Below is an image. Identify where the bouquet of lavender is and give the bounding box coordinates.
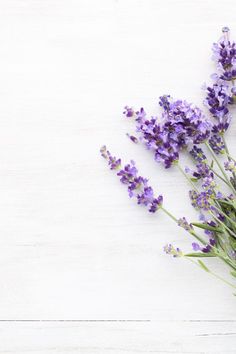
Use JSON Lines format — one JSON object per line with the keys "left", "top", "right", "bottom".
{"left": 101, "top": 27, "right": 236, "bottom": 292}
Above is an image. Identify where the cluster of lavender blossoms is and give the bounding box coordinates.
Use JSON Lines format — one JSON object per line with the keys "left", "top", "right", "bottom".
{"left": 101, "top": 28, "right": 236, "bottom": 291}
{"left": 100, "top": 146, "right": 163, "bottom": 213}
{"left": 124, "top": 96, "right": 211, "bottom": 168}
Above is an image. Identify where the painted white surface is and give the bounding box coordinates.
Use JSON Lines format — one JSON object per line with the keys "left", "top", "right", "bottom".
{"left": 0, "top": 0, "right": 236, "bottom": 352}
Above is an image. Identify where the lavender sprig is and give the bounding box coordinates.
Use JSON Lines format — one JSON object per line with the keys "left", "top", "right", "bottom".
{"left": 100, "top": 146, "right": 163, "bottom": 213}
{"left": 101, "top": 27, "right": 236, "bottom": 291}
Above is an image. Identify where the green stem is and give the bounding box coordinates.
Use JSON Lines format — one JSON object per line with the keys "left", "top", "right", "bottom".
{"left": 177, "top": 163, "right": 198, "bottom": 192}
{"left": 176, "top": 161, "right": 236, "bottom": 237}
{"left": 160, "top": 206, "right": 178, "bottom": 223}
{"left": 161, "top": 205, "right": 236, "bottom": 274}
{"left": 205, "top": 141, "right": 236, "bottom": 195}
{"left": 209, "top": 211, "right": 236, "bottom": 238}
{"left": 160, "top": 206, "right": 206, "bottom": 245}
{"left": 210, "top": 166, "right": 232, "bottom": 188}
{"left": 217, "top": 199, "right": 235, "bottom": 207}
{"left": 176, "top": 159, "right": 236, "bottom": 240}
{"left": 186, "top": 257, "right": 236, "bottom": 290}
{"left": 219, "top": 254, "right": 236, "bottom": 271}
{"left": 222, "top": 135, "right": 236, "bottom": 183}
{"left": 225, "top": 152, "right": 236, "bottom": 163}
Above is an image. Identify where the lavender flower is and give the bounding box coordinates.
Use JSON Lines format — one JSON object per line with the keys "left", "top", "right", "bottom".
{"left": 209, "top": 134, "right": 225, "bottom": 154}
{"left": 130, "top": 107, "right": 180, "bottom": 168}
{"left": 202, "top": 174, "right": 216, "bottom": 192}
{"left": 189, "top": 190, "right": 211, "bottom": 211}
{"left": 159, "top": 96, "right": 211, "bottom": 145}
{"left": 189, "top": 146, "right": 207, "bottom": 163}
{"left": 101, "top": 146, "right": 163, "bottom": 213}
{"left": 199, "top": 215, "right": 218, "bottom": 235}
{"left": 123, "top": 106, "right": 135, "bottom": 118}
{"left": 192, "top": 242, "right": 201, "bottom": 251}
{"left": 196, "top": 192, "right": 212, "bottom": 210}
{"left": 193, "top": 163, "right": 212, "bottom": 180}
{"left": 203, "top": 78, "right": 232, "bottom": 133}
{"left": 204, "top": 79, "right": 232, "bottom": 118}
{"left": 189, "top": 190, "right": 198, "bottom": 209}
{"left": 100, "top": 146, "right": 121, "bottom": 170}
{"left": 225, "top": 160, "right": 236, "bottom": 173}
{"left": 178, "top": 217, "right": 193, "bottom": 232}
{"left": 202, "top": 241, "right": 215, "bottom": 253}
{"left": 203, "top": 27, "right": 236, "bottom": 135}
{"left": 124, "top": 96, "right": 211, "bottom": 168}
{"left": 164, "top": 244, "right": 182, "bottom": 257}
{"left": 192, "top": 239, "right": 215, "bottom": 253}
{"left": 159, "top": 95, "right": 171, "bottom": 111}
{"left": 126, "top": 133, "right": 138, "bottom": 144}
{"left": 212, "top": 27, "right": 236, "bottom": 81}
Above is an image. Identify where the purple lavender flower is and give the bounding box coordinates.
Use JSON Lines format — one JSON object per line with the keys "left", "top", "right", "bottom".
{"left": 209, "top": 134, "right": 225, "bottom": 154}
{"left": 188, "top": 163, "right": 217, "bottom": 209}
{"left": 224, "top": 160, "right": 236, "bottom": 173}
{"left": 194, "top": 163, "right": 211, "bottom": 180}
{"left": 212, "top": 27, "right": 236, "bottom": 81}
{"left": 189, "top": 190, "right": 198, "bottom": 209}
{"left": 149, "top": 195, "right": 164, "bottom": 213}
{"left": 135, "top": 107, "right": 147, "bottom": 122}
{"left": 203, "top": 28, "right": 236, "bottom": 136}
{"left": 100, "top": 146, "right": 121, "bottom": 170}
{"left": 189, "top": 190, "right": 211, "bottom": 211}
{"left": 212, "top": 119, "right": 231, "bottom": 134}
{"left": 192, "top": 242, "right": 201, "bottom": 251}
{"left": 204, "top": 220, "right": 218, "bottom": 237}
{"left": 202, "top": 239, "right": 216, "bottom": 253}
{"left": 185, "top": 163, "right": 215, "bottom": 194}
{"left": 124, "top": 96, "right": 211, "bottom": 168}
{"left": 192, "top": 239, "right": 215, "bottom": 253}
{"left": 232, "top": 86, "right": 236, "bottom": 95}
{"left": 178, "top": 217, "right": 193, "bottom": 232}
{"left": 126, "top": 133, "right": 138, "bottom": 144}
{"left": 159, "top": 96, "right": 211, "bottom": 145}
{"left": 101, "top": 146, "right": 163, "bottom": 213}
{"left": 132, "top": 108, "right": 180, "bottom": 168}
{"left": 202, "top": 175, "right": 216, "bottom": 192}
{"left": 203, "top": 77, "right": 232, "bottom": 133}
{"left": 189, "top": 146, "right": 207, "bottom": 163}
{"left": 123, "top": 106, "right": 135, "bottom": 118}
{"left": 137, "top": 186, "right": 154, "bottom": 205}
{"left": 198, "top": 215, "right": 218, "bottom": 232}
{"left": 164, "top": 244, "right": 182, "bottom": 257}
{"left": 159, "top": 95, "right": 171, "bottom": 111}
{"left": 154, "top": 144, "right": 179, "bottom": 169}
{"left": 204, "top": 79, "right": 232, "bottom": 117}
{"left": 196, "top": 192, "right": 212, "bottom": 210}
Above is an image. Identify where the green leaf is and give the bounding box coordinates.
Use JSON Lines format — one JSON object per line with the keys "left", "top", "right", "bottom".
{"left": 191, "top": 222, "right": 223, "bottom": 233}
{"left": 231, "top": 271, "right": 236, "bottom": 278}
{"left": 198, "top": 260, "right": 210, "bottom": 272}
{"left": 210, "top": 160, "right": 214, "bottom": 168}
{"left": 217, "top": 199, "right": 235, "bottom": 207}
{"left": 185, "top": 252, "right": 215, "bottom": 258}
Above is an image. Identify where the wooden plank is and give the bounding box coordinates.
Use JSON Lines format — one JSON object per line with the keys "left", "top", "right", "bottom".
{"left": 1, "top": 320, "right": 236, "bottom": 353}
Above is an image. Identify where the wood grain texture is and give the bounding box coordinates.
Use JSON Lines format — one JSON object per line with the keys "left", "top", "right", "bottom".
{"left": 0, "top": 0, "right": 236, "bottom": 352}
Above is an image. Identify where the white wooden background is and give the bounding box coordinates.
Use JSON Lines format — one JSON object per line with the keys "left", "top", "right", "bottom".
{"left": 0, "top": 0, "right": 236, "bottom": 352}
